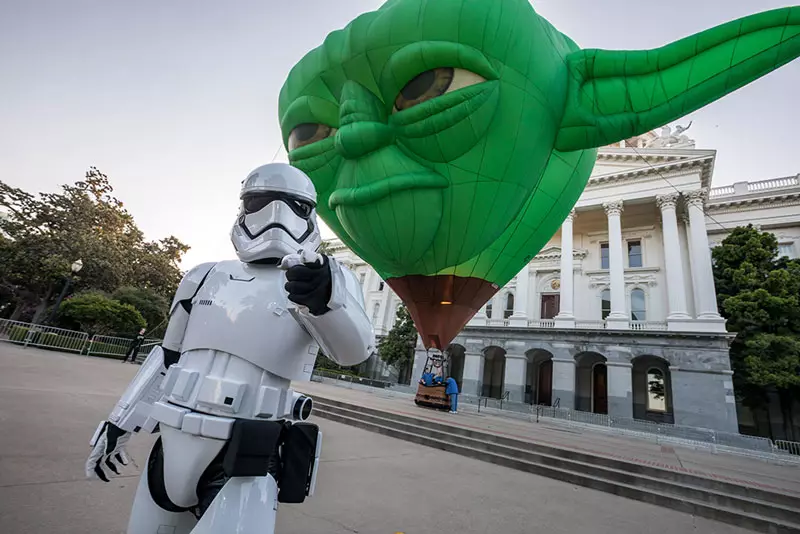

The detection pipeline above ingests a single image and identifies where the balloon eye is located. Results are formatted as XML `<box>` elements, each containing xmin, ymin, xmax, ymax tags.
<box><xmin>288</xmin><ymin>123</ymin><xmax>335</xmax><ymax>151</ymax></box>
<box><xmin>394</xmin><ymin>67</ymin><xmax>485</xmax><ymax>112</ymax></box>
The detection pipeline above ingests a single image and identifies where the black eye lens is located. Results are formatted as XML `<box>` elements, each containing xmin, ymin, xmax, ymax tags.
<box><xmin>294</xmin><ymin>200</ymin><xmax>312</xmax><ymax>217</ymax></box>
<box><xmin>243</xmin><ymin>195</ymin><xmax>272</xmax><ymax>214</ymax></box>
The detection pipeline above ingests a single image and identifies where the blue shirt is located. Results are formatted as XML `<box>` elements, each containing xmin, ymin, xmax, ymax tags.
<box><xmin>445</xmin><ymin>377</ymin><xmax>459</xmax><ymax>395</ymax></box>
<box><xmin>421</xmin><ymin>372</ymin><xmax>434</xmax><ymax>386</ymax></box>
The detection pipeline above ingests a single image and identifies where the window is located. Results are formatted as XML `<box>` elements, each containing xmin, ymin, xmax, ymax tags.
<box><xmin>485</xmin><ymin>303</ymin><xmax>493</xmax><ymax>318</ymax></box>
<box><xmin>600</xmin><ymin>243</ymin><xmax>609</xmax><ymax>269</ymax></box>
<box><xmin>378</xmin><ymin>280</ymin><xmax>385</xmax><ymax>291</ymax></box>
<box><xmin>778</xmin><ymin>242</ymin><xmax>796</xmax><ymax>259</ymax></box>
<box><xmin>601</xmin><ymin>289</ymin><xmax>611</xmax><ymax>320</ymax></box>
<box><xmin>371</xmin><ymin>303</ymin><xmax>380</xmax><ymax>323</ymax></box>
<box><xmin>631</xmin><ymin>288</ymin><xmax>646</xmax><ymax>321</ymax></box>
<box><xmin>646</xmin><ymin>368</ymin><xmax>667</xmax><ymax>412</ymax></box>
<box><xmin>504</xmin><ymin>293</ymin><xmax>515</xmax><ymax>319</ymax></box>
<box><xmin>359</xmin><ymin>272</ymin><xmax>366</xmax><ymax>286</ymax></box>
<box><xmin>627</xmin><ymin>240</ymin><xmax>642</xmax><ymax>268</ymax></box>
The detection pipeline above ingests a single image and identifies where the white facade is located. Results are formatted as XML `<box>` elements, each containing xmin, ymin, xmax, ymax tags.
<box><xmin>324</xmin><ymin>132</ymin><xmax>800</xmax><ymax>432</ymax></box>
<box><xmin>327</xmin><ymin>146</ymin><xmax>799</xmax><ymax>338</ymax></box>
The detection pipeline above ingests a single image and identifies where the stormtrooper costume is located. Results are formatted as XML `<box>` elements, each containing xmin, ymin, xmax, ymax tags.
<box><xmin>86</xmin><ymin>163</ymin><xmax>376</xmax><ymax>534</ymax></box>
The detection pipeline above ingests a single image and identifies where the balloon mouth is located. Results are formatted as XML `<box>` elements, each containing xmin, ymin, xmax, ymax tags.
<box><xmin>328</xmin><ymin>172</ymin><xmax>448</xmax><ymax>208</ymax></box>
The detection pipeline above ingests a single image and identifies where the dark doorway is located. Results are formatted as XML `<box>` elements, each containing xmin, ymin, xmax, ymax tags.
<box><xmin>593</xmin><ymin>363</ymin><xmax>608</xmax><ymax>414</ymax></box>
<box><xmin>537</xmin><ymin>359</ymin><xmax>553</xmax><ymax>406</ymax></box>
<box><xmin>540</xmin><ymin>294</ymin><xmax>560</xmax><ymax>319</ymax></box>
<box><xmin>481</xmin><ymin>347</ymin><xmax>506</xmax><ymax>399</ymax></box>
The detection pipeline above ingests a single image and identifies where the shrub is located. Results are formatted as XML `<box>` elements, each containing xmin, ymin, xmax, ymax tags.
<box><xmin>58</xmin><ymin>291</ymin><xmax>146</xmax><ymax>336</ymax></box>
<box><xmin>112</xmin><ymin>287</ymin><xmax>169</xmax><ymax>335</ymax></box>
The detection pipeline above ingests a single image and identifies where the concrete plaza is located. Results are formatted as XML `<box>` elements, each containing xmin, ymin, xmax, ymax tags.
<box><xmin>0</xmin><ymin>344</ymin><xmax>755</xmax><ymax>534</ymax></box>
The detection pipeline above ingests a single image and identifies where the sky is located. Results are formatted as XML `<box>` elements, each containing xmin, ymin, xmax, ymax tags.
<box><xmin>1</xmin><ymin>0</ymin><xmax>797</xmax><ymax>269</ymax></box>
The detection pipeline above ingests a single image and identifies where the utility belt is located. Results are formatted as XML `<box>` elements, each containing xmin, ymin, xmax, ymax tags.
<box><xmin>148</xmin><ymin>418</ymin><xmax>322</xmax><ymax>518</ymax></box>
<box><xmin>223</xmin><ymin>418</ymin><xmax>322</xmax><ymax>504</ymax></box>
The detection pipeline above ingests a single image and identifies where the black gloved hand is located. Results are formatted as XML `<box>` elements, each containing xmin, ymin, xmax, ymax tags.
<box><xmin>284</xmin><ymin>254</ymin><xmax>333</xmax><ymax>316</ymax></box>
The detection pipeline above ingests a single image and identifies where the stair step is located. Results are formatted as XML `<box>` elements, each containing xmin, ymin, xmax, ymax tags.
<box><xmin>311</xmin><ymin>396</ymin><xmax>800</xmax><ymax>511</ymax></box>
<box><xmin>310</xmin><ymin>402</ymin><xmax>800</xmax><ymax>534</ymax></box>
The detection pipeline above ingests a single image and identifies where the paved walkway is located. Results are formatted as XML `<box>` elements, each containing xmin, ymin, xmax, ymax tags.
<box><xmin>0</xmin><ymin>345</ymin><xmax>764</xmax><ymax>533</ymax></box>
<box><xmin>296</xmin><ymin>380</ymin><xmax>800</xmax><ymax>496</ymax></box>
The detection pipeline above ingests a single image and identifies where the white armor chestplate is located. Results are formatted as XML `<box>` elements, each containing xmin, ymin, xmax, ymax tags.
<box><xmin>162</xmin><ymin>260</ymin><xmax>318</xmax><ymax>420</ymax></box>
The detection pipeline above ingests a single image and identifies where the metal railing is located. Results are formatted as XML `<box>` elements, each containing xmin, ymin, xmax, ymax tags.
<box><xmin>311</xmin><ymin>368</ymin><xmax>393</xmax><ymax>389</ymax></box>
<box><xmin>0</xmin><ymin>318</ymin><xmax>88</xmax><ymax>353</ymax></box>
<box><xmin>775</xmin><ymin>440</ymin><xmax>800</xmax><ymax>456</ymax></box>
<box><xmin>0</xmin><ymin>319</ymin><xmax>162</xmax><ymax>358</ymax></box>
<box><xmin>86</xmin><ymin>334</ymin><xmax>138</xmax><ymax>357</ymax></box>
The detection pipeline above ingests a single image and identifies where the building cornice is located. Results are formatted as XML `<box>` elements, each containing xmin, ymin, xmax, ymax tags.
<box><xmin>707</xmin><ymin>193</ymin><xmax>800</xmax><ymax>212</ymax></box>
<box><xmin>589</xmin><ymin>151</ymin><xmax>716</xmax><ymax>190</ymax></box>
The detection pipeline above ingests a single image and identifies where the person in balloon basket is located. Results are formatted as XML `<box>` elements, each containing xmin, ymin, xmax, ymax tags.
<box><xmin>84</xmin><ymin>163</ymin><xmax>376</xmax><ymax>534</ymax></box>
<box><xmin>445</xmin><ymin>375</ymin><xmax>459</xmax><ymax>414</ymax></box>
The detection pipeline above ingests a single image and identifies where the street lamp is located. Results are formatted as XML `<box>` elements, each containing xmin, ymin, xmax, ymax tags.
<box><xmin>46</xmin><ymin>259</ymin><xmax>83</xmax><ymax>325</ymax></box>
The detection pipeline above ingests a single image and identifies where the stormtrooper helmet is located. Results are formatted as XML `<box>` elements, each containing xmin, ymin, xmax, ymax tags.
<box><xmin>231</xmin><ymin>163</ymin><xmax>322</xmax><ymax>263</ymax></box>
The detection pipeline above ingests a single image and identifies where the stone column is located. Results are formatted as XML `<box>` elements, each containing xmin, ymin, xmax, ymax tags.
<box><xmin>606</xmin><ymin>362</ymin><xmax>633</xmax><ymax>419</ymax></box>
<box><xmin>462</xmin><ymin>351</ymin><xmax>485</xmax><ymax>397</ymax></box>
<box><xmin>603</xmin><ymin>201</ymin><xmax>629</xmax><ymax>329</ymax></box>
<box><xmin>555</xmin><ymin>210</ymin><xmax>576</xmax><ymax>328</ymax></box>
<box><xmin>685</xmin><ymin>190</ymin><xmax>724</xmax><ymax>327</ymax></box>
<box><xmin>656</xmin><ymin>194</ymin><xmax>691</xmax><ymax>328</ymax></box>
<box><xmin>681</xmin><ymin>213</ymin><xmax>701</xmax><ymax>316</ymax></box>
<box><xmin>504</xmin><ymin>353</ymin><xmax>528</xmax><ymax>402</ymax></box>
<box><xmin>509</xmin><ymin>263</ymin><xmax>530</xmax><ymax>327</ymax></box>
<box><xmin>670</xmin><ymin>367</ymin><xmax>738</xmax><ymax>432</ymax></box>
<box><xmin>551</xmin><ymin>356</ymin><xmax>576</xmax><ymax>410</ymax></box>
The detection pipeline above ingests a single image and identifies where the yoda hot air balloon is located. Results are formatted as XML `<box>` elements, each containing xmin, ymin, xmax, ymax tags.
<box><xmin>279</xmin><ymin>0</ymin><xmax>800</xmax><ymax>350</ymax></box>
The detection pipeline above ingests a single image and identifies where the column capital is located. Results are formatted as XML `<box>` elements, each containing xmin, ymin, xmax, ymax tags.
<box><xmin>684</xmin><ymin>188</ymin><xmax>708</xmax><ymax>208</ymax></box>
<box><xmin>656</xmin><ymin>193</ymin><xmax>680</xmax><ymax>211</ymax></box>
<box><xmin>602</xmin><ymin>200</ymin><xmax>624</xmax><ymax>217</ymax></box>
<box><xmin>564</xmin><ymin>209</ymin><xmax>577</xmax><ymax>222</ymax></box>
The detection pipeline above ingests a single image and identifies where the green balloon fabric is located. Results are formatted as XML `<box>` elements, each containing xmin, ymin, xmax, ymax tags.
<box><xmin>279</xmin><ymin>0</ymin><xmax>800</xmax><ymax>348</ymax></box>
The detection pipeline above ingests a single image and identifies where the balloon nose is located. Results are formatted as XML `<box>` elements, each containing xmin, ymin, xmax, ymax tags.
<box><xmin>335</xmin><ymin>122</ymin><xmax>394</xmax><ymax>159</ymax></box>
<box><xmin>335</xmin><ymin>80</ymin><xmax>393</xmax><ymax>159</ymax></box>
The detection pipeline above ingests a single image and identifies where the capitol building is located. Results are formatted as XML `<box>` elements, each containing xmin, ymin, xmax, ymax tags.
<box><xmin>325</xmin><ymin>129</ymin><xmax>800</xmax><ymax>435</ymax></box>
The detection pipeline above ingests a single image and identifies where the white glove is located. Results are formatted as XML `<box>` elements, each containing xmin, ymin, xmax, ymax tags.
<box><xmin>86</xmin><ymin>421</ymin><xmax>132</xmax><ymax>482</ymax></box>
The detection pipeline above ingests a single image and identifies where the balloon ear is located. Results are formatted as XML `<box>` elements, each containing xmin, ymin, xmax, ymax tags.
<box><xmin>555</xmin><ymin>7</ymin><xmax>800</xmax><ymax>151</ymax></box>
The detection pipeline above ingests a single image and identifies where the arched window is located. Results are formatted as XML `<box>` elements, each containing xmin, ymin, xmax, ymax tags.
<box><xmin>601</xmin><ymin>289</ymin><xmax>611</xmax><ymax>320</ymax></box>
<box><xmin>631</xmin><ymin>288</ymin><xmax>646</xmax><ymax>321</ymax></box>
<box><xmin>485</xmin><ymin>303</ymin><xmax>493</xmax><ymax>318</ymax></box>
<box><xmin>646</xmin><ymin>368</ymin><xmax>666</xmax><ymax>412</ymax></box>
<box><xmin>504</xmin><ymin>293</ymin><xmax>515</xmax><ymax>319</ymax></box>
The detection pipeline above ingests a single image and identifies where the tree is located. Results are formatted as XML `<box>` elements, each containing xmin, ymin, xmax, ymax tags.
<box><xmin>378</xmin><ymin>305</ymin><xmax>418</xmax><ymax>382</ymax></box>
<box><xmin>0</xmin><ymin>168</ymin><xmax>189</xmax><ymax>321</ymax></box>
<box><xmin>58</xmin><ymin>291</ymin><xmax>146</xmax><ymax>336</ymax></box>
<box><xmin>112</xmin><ymin>286</ymin><xmax>170</xmax><ymax>337</ymax></box>
<box><xmin>712</xmin><ymin>225</ymin><xmax>800</xmax><ymax>439</ymax></box>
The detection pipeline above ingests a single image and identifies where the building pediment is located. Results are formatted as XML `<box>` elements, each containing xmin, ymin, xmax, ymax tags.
<box><xmin>590</xmin><ymin>150</ymin><xmax>716</xmax><ymax>191</ymax></box>
<box><xmin>531</xmin><ymin>246</ymin><xmax>589</xmax><ymax>263</ymax></box>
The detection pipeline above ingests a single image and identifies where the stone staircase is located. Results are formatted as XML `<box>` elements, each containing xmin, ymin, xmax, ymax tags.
<box><xmin>311</xmin><ymin>396</ymin><xmax>800</xmax><ymax>534</ymax></box>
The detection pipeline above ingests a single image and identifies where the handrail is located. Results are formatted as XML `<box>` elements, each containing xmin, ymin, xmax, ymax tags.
<box><xmin>552</xmin><ymin>397</ymin><xmax>560</xmax><ymax>409</ymax></box>
<box><xmin>500</xmin><ymin>390</ymin><xmax>510</xmax><ymax>411</ymax></box>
